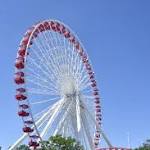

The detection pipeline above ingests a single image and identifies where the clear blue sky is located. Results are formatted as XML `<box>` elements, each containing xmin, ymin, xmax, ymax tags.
<box><xmin>0</xmin><ymin>0</ymin><xmax>150</xmax><ymax>149</ymax></box>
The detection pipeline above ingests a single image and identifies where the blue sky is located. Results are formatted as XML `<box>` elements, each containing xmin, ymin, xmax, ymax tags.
<box><xmin>0</xmin><ymin>0</ymin><xmax>150</xmax><ymax>149</ymax></box>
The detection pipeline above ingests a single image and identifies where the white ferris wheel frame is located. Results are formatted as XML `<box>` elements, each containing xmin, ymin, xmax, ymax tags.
<box><xmin>11</xmin><ymin>19</ymin><xmax>103</xmax><ymax>150</ymax></box>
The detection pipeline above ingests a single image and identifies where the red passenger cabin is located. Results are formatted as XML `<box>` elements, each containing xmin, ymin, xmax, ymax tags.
<box><xmin>29</xmin><ymin>140</ymin><xmax>39</xmax><ymax>148</ymax></box>
<box><xmin>18</xmin><ymin>110</ymin><xmax>29</xmax><ymax>117</ymax></box>
<box><xmin>15</xmin><ymin>57</ymin><xmax>24</xmax><ymax>69</ymax></box>
<box><xmin>23</xmin><ymin>127</ymin><xmax>33</xmax><ymax>133</ymax></box>
<box><xmin>16</xmin><ymin>94</ymin><xmax>27</xmax><ymax>100</ymax></box>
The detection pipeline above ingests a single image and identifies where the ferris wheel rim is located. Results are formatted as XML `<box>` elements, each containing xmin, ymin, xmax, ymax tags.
<box><xmin>14</xmin><ymin>19</ymin><xmax>102</xmax><ymax>149</ymax></box>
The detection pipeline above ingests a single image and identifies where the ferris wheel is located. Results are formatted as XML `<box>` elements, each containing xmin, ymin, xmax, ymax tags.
<box><xmin>12</xmin><ymin>20</ymin><xmax>102</xmax><ymax>150</ymax></box>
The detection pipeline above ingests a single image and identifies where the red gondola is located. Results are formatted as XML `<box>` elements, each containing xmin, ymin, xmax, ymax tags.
<box><xmin>93</xmin><ymin>88</ymin><xmax>98</xmax><ymax>91</ymax></box>
<box><xmin>86</xmin><ymin>63</ymin><xmax>91</xmax><ymax>70</ymax></box>
<box><xmin>15</xmin><ymin>57</ymin><xmax>24</xmax><ymax>69</ymax></box>
<box><xmin>78</xmin><ymin>48</ymin><xmax>83</xmax><ymax>56</ymax></box>
<box><xmin>90</xmin><ymin>75</ymin><xmax>94</xmax><ymax>80</ymax></box>
<box><xmin>82</xmin><ymin>53</ymin><xmax>88</xmax><ymax>63</ymax></box>
<box><xmin>33</xmin><ymin>31</ymin><xmax>38</xmax><ymax>38</ymax></box>
<box><xmin>16</xmin><ymin>88</ymin><xmax>26</xmax><ymax>92</ymax></box>
<box><xmin>93</xmin><ymin>91</ymin><xmax>99</xmax><ymax>96</ymax></box>
<box><xmin>18</xmin><ymin>110</ymin><xmax>29</xmax><ymax>117</ymax></box>
<box><xmin>96</xmin><ymin>117</ymin><xmax>102</xmax><ymax>122</ymax></box>
<box><xmin>16</xmin><ymin>94</ymin><xmax>27</xmax><ymax>100</ymax></box>
<box><xmin>24</xmin><ymin>120</ymin><xmax>34</xmax><ymax>124</ymax></box>
<box><xmin>61</xmin><ymin>25</ymin><xmax>66</xmax><ymax>34</ymax></box>
<box><xmin>26</xmin><ymin>27</ymin><xmax>34</xmax><ymax>36</ymax></box>
<box><xmin>55</xmin><ymin>22</ymin><xmax>61</xmax><ymax>33</ymax></box>
<box><xmin>23</xmin><ymin>127</ymin><xmax>33</xmax><ymax>133</ymax></box>
<box><xmin>38</xmin><ymin>24</ymin><xmax>45</xmax><ymax>32</ymax></box>
<box><xmin>22</xmin><ymin>36</ymin><xmax>29</xmax><ymax>45</ymax></box>
<box><xmin>15</xmin><ymin>72</ymin><xmax>24</xmax><ymax>77</ymax></box>
<box><xmin>91</xmin><ymin>82</ymin><xmax>96</xmax><ymax>87</ymax></box>
<box><xmin>88</xmin><ymin>71</ymin><xmax>94</xmax><ymax>76</ymax></box>
<box><xmin>96</xmin><ymin>105</ymin><xmax>100</xmax><ymax>109</ymax></box>
<box><xmin>14</xmin><ymin>76</ymin><xmax>25</xmax><ymax>84</ymax></box>
<box><xmin>51</xmin><ymin>21</ymin><xmax>57</xmax><ymax>31</ymax></box>
<box><xmin>96</xmin><ymin>109</ymin><xmax>101</xmax><ymax>113</ymax></box>
<box><xmin>96</xmin><ymin>112</ymin><xmax>101</xmax><ymax>116</ymax></box>
<box><xmin>29</xmin><ymin>140</ymin><xmax>39</xmax><ymax>147</ymax></box>
<box><xmin>29</xmin><ymin>135</ymin><xmax>39</xmax><ymax>139</ymax></box>
<box><xmin>19</xmin><ymin>104</ymin><xmax>29</xmax><ymax>109</ymax></box>
<box><xmin>95</xmin><ymin>133</ymin><xmax>100</xmax><ymax>138</ymax></box>
<box><xmin>18</xmin><ymin>48</ymin><xmax>26</xmax><ymax>57</ymax></box>
<box><xmin>95</xmin><ymin>100</ymin><xmax>100</xmax><ymax>104</ymax></box>
<box><xmin>64</xmin><ymin>31</ymin><xmax>70</xmax><ymax>38</ymax></box>
<box><xmin>44</xmin><ymin>22</ymin><xmax>50</xmax><ymax>30</ymax></box>
<box><xmin>69</xmin><ymin>36</ymin><xmax>76</xmax><ymax>43</ymax></box>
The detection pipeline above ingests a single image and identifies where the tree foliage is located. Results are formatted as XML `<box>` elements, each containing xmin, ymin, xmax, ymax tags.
<box><xmin>16</xmin><ymin>144</ymin><xmax>30</xmax><ymax>150</ymax></box>
<box><xmin>40</xmin><ymin>135</ymin><xmax>84</xmax><ymax>150</ymax></box>
<box><xmin>17</xmin><ymin>135</ymin><xmax>84</xmax><ymax>150</ymax></box>
<box><xmin>135</xmin><ymin>139</ymin><xmax>150</xmax><ymax>150</ymax></box>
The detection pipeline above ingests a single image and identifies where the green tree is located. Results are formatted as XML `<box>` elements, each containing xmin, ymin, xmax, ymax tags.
<box><xmin>17</xmin><ymin>135</ymin><xmax>84</xmax><ymax>150</ymax></box>
<box><xmin>135</xmin><ymin>139</ymin><xmax>150</xmax><ymax>150</ymax></box>
<box><xmin>40</xmin><ymin>135</ymin><xmax>84</xmax><ymax>150</ymax></box>
<box><xmin>16</xmin><ymin>144</ymin><xmax>30</xmax><ymax>150</ymax></box>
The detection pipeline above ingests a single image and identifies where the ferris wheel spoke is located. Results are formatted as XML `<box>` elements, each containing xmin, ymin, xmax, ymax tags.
<box><xmin>63</xmin><ymin>51</ymin><xmax>73</xmax><ymax>75</ymax></box>
<box><xmin>34</xmin><ymin>108</ymin><xmax>52</xmax><ymax>127</ymax></box>
<box><xmin>53</xmin><ymin>31</ymin><xmax>75</xmax><ymax>76</ymax></box>
<box><xmin>33</xmin><ymin>35</ymin><xmax>55</xmax><ymax>68</ymax></box>
<box><xmin>30</xmin><ymin>46</ymin><xmax>53</xmax><ymax>76</ymax></box>
<box><xmin>72</xmin><ymin>52</ymin><xmax>80</xmax><ymax>76</ymax></box>
<box><xmin>83</xmin><ymin>95</ymin><xmax>95</xmax><ymax>100</ymax></box>
<box><xmin>78</xmin><ymin>115</ymin><xmax>88</xmax><ymax>148</ymax></box>
<box><xmin>70</xmin><ymin>114</ymin><xmax>79</xmax><ymax>139</ymax></box>
<box><xmin>53</xmin><ymin>98</ymin><xmax>74</xmax><ymax>135</ymax></box>
<box><xmin>26</xmin><ymin>69</ymin><xmax>55</xmax><ymax>87</ymax></box>
<box><xmin>74</xmin><ymin>52</ymin><xmax>85</xmax><ymax>78</ymax></box>
<box><xmin>81</xmin><ymin>79</ymin><xmax>91</xmax><ymax>88</ymax></box>
<box><xmin>37</xmin><ymin>110</ymin><xmax>57</xmax><ymax>130</ymax></box>
<box><xmin>33</xmin><ymin>105</ymin><xmax>52</xmax><ymax>121</ymax></box>
<box><xmin>26</xmin><ymin>67</ymin><xmax>49</xmax><ymax>83</ymax></box>
<box><xmin>80</xmin><ymin>82</ymin><xmax>91</xmax><ymax>91</ymax></box>
<box><xmin>38</xmin><ymin>33</ymin><xmax>62</xmax><ymax>77</ymax></box>
<box><xmin>81</xmin><ymin>112</ymin><xmax>95</xmax><ymax>149</ymax></box>
<box><xmin>76</xmin><ymin>96</ymin><xmax>81</xmax><ymax>132</ymax></box>
<box><xmin>26</xmin><ymin>78</ymin><xmax>58</xmax><ymax>94</ymax></box>
<box><xmin>31</xmin><ymin>97</ymin><xmax>60</xmax><ymax>105</ymax></box>
<box><xmin>84</xmin><ymin>104</ymin><xmax>101</xmax><ymax>131</ymax></box>
<box><xmin>67</xmin><ymin>45</ymin><xmax>75</xmax><ymax>75</ymax></box>
<box><xmin>36</xmin><ymin>98</ymin><xmax>63</xmax><ymax>116</ymax></box>
<box><xmin>40</xmin><ymin>98</ymin><xmax>66</xmax><ymax>138</ymax></box>
<box><xmin>61</xmin><ymin>40</ymin><xmax>71</xmax><ymax>69</ymax></box>
<box><xmin>34</xmin><ymin>98</ymin><xmax>65</xmax><ymax>130</ymax></box>
<box><xmin>30</xmin><ymin>41</ymin><xmax>62</xmax><ymax>83</ymax></box>
<box><xmin>28</xmin><ymin>88</ymin><xmax>58</xmax><ymax>96</ymax></box>
<box><xmin>26</xmin><ymin>79</ymin><xmax>56</xmax><ymax>92</ymax></box>
<box><xmin>79</xmin><ymin>74</ymin><xmax>90</xmax><ymax>87</ymax></box>
<box><xmin>27</xmin><ymin>55</ymin><xmax>59</xmax><ymax>87</ymax></box>
<box><xmin>27</xmin><ymin>53</ymin><xmax>59</xmax><ymax>84</ymax></box>
<box><xmin>26</xmin><ymin>77</ymin><xmax>58</xmax><ymax>92</ymax></box>
<box><xmin>50</xmin><ymin>32</ymin><xmax>67</xmax><ymax>68</ymax></box>
<box><xmin>44</xmin><ymin>31</ymin><xmax>63</xmax><ymax>73</ymax></box>
<box><xmin>83</xmin><ymin>86</ymin><xmax>92</xmax><ymax>91</ymax></box>
<box><xmin>27</xmin><ymin>86</ymin><xmax>57</xmax><ymax>95</ymax></box>
<box><xmin>26</xmin><ymin>72</ymin><xmax>58</xmax><ymax>92</ymax></box>
<box><xmin>37</xmin><ymin>117</ymin><xmax>50</xmax><ymax>131</ymax></box>
<box><xmin>26</xmin><ymin>57</ymin><xmax>55</xmax><ymax>82</ymax></box>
